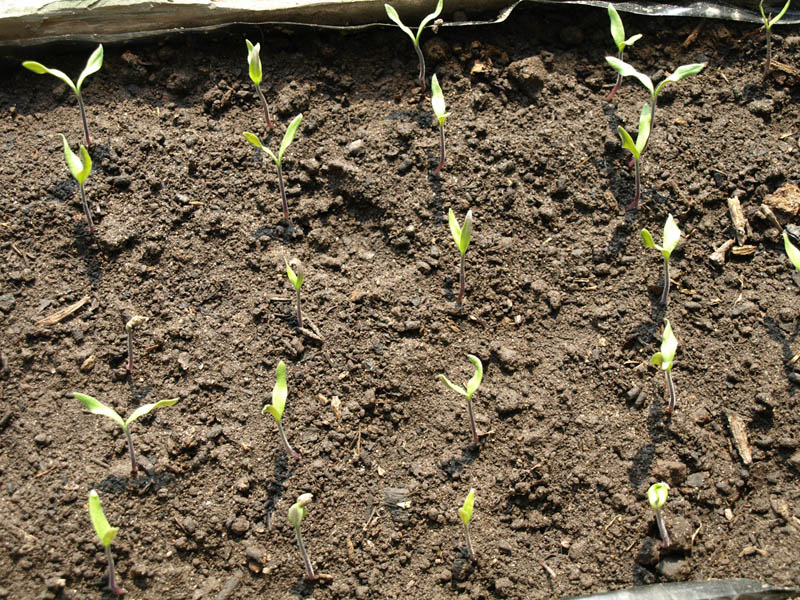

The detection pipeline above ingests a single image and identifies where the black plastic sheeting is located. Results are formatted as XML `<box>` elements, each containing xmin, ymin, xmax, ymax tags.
<box><xmin>564</xmin><ymin>579</ymin><xmax>799</xmax><ymax>600</ymax></box>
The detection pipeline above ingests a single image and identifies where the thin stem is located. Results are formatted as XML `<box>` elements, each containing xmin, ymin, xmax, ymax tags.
<box><xmin>255</xmin><ymin>84</ymin><xmax>275</xmax><ymax>129</ymax></box>
<box><xmin>295</xmin><ymin>527</ymin><xmax>317</xmax><ymax>580</ymax></box>
<box><xmin>433</xmin><ymin>122</ymin><xmax>446</xmax><ymax>176</ymax></box>
<box><xmin>660</xmin><ymin>258</ymin><xmax>671</xmax><ymax>305</ymax></box>
<box><xmin>628</xmin><ymin>158</ymin><xmax>641</xmax><ymax>210</ymax></box>
<box><xmin>276</xmin><ymin>162</ymin><xmax>290</xmax><ymax>222</ymax></box>
<box><xmin>415</xmin><ymin>42</ymin><xmax>426</xmax><ymax>92</ymax></box>
<box><xmin>463</xmin><ymin>522</ymin><xmax>476</xmax><ymax>561</ymax></box>
<box><xmin>606</xmin><ymin>50</ymin><xmax>624</xmax><ymax>100</ymax></box>
<box><xmin>79</xmin><ymin>184</ymin><xmax>95</xmax><ymax>234</ymax></box>
<box><xmin>466</xmin><ymin>396</ymin><xmax>479</xmax><ymax>444</ymax></box>
<box><xmin>124</xmin><ymin>428</ymin><xmax>138</xmax><ymax>476</ymax></box>
<box><xmin>665</xmin><ymin>369</ymin><xmax>677</xmax><ymax>414</ymax></box>
<box><xmin>765</xmin><ymin>27</ymin><xmax>773</xmax><ymax>78</ymax></box>
<box><xmin>77</xmin><ymin>92</ymin><xmax>91</xmax><ymax>147</ymax></box>
<box><xmin>655</xmin><ymin>510</ymin><xmax>671</xmax><ymax>548</ymax></box>
<box><xmin>457</xmin><ymin>253</ymin><xmax>466</xmax><ymax>305</ymax></box>
<box><xmin>277</xmin><ymin>420</ymin><xmax>301</xmax><ymax>460</ymax></box>
<box><xmin>295</xmin><ymin>289</ymin><xmax>303</xmax><ymax>328</ymax></box>
<box><xmin>105</xmin><ymin>546</ymin><xmax>126</xmax><ymax>595</ymax></box>
<box><xmin>629</xmin><ymin>97</ymin><xmax>657</xmax><ymax>169</ymax></box>
<box><xmin>126</xmin><ymin>328</ymin><xmax>133</xmax><ymax>373</ymax></box>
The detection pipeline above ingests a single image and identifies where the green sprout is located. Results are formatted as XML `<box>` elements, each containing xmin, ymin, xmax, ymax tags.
<box><xmin>784</xmin><ymin>231</ymin><xmax>800</xmax><ymax>272</ymax></box>
<box><xmin>647</xmin><ymin>482</ymin><xmax>671</xmax><ymax>548</ymax></box>
<box><xmin>125</xmin><ymin>315</ymin><xmax>148</xmax><ymax>374</ymax></box>
<box><xmin>288</xmin><ymin>493</ymin><xmax>317</xmax><ymax>580</ymax></box>
<box><xmin>384</xmin><ymin>0</ymin><xmax>444</xmax><ymax>93</ymax></box>
<box><xmin>245</xmin><ymin>39</ymin><xmax>274</xmax><ymax>130</ymax></box>
<box><xmin>88</xmin><ymin>490</ymin><xmax>126</xmax><ymax>595</ymax></box>
<box><xmin>641</xmin><ymin>214</ymin><xmax>681</xmax><ymax>305</ymax></box>
<box><xmin>262</xmin><ymin>361</ymin><xmax>301</xmax><ymax>460</ymax></box>
<box><xmin>73</xmin><ymin>393</ymin><xmax>179</xmax><ymax>476</ymax></box>
<box><xmin>431</xmin><ymin>74</ymin><xmax>451</xmax><ymax>176</ymax></box>
<box><xmin>458</xmin><ymin>488</ymin><xmax>476</xmax><ymax>561</ymax></box>
<box><xmin>448</xmin><ymin>208</ymin><xmax>473</xmax><ymax>305</ymax></box>
<box><xmin>617</xmin><ymin>102</ymin><xmax>651</xmax><ymax>210</ymax></box>
<box><xmin>23</xmin><ymin>45</ymin><xmax>103</xmax><ymax>147</ymax></box>
<box><xmin>651</xmin><ymin>319</ymin><xmax>678</xmax><ymax>414</ymax></box>
<box><xmin>605</xmin><ymin>57</ymin><xmax>704</xmax><ymax>158</ymax></box>
<box><xmin>760</xmin><ymin>0</ymin><xmax>791</xmax><ymax>78</ymax></box>
<box><xmin>244</xmin><ymin>113</ymin><xmax>303</xmax><ymax>222</ymax></box>
<box><xmin>59</xmin><ymin>134</ymin><xmax>94</xmax><ymax>234</ymax></box>
<box><xmin>439</xmin><ymin>354</ymin><xmax>483</xmax><ymax>444</ymax></box>
<box><xmin>606</xmin><ymin>4</ymin><xmax>642</xmax><ymax>100</ymax></box>
<box><xmin>286</xmin><ymin>258</ymin><xmax>305</xmax><ymax>328</ymax></box>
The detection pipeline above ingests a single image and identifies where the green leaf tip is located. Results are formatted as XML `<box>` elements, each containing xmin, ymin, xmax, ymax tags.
<box><xmin>647</xmin><ymin>482</ymin><xmax>669</xmax><ymax>510</ymax></box>
<box><xmin>246</xmin><ymin>39</ymin><xmax>262</xmax><ymax>85</ymax></box>
<box><xmin>279</xmin><ymin>114</ymin><xmax>303</xmax><ymax>162</ymax></box>
<box><xmin>288</xmin><ymin>493</ymin><xmax>313</xmax><ymax>528</ymax></box>
<box><xmin>458</xmin><ymin>488</ymin><xmax>475</xmax><ymax>526</ymax></box>
<box><xmin>784</xmin><ymin>231</ymin><xmax>800</xmax><ymax>271</ymax></box>
<box><xmin>440</xmin><ymin>354</ymin><xmax>483</xmax><ymax>400</ymax></box>
<box><xmin>431</xmin><ymin>74</ymin><xmax>450</xmax><ymax>124</ymax></box>
<box><xmin>448</xmin><ymin>208</ymin><xmax>473</xmax><ymax>256</ymax></box>
<box><xmin>88</xmin><ymin>489</ymin><xmax>119</xmax><ymax>548</ymax></box>
<box><xmin>60</xmin><ymin>134</ymin><xmax>91</xmax><ymax>184</ymax></box>
<box><xmin>76</xmin><ymin>44</ymin><xmax>104</xmax><ymax>91</ymax></box>
<box><xmin>124</xmin><ymin>398</ymin><xmax>179</xmax><ymax>428</ymax></box>
<box><xmin>286</xmin><ymin>258</ymin><xmax>305</xmax><ymax>291</ymax></box>
<box><xmin>264</xmin><ymin>360</ymin><xmax>288</xmax><ymax>423</ymax></box>
<box><xmin>74</xmin><ymin>392</ymin><xmax>125</xmax><ymax>430</ymax></box>
<box><xmin>651</xmin><ymin>319</ymin><xmax>678</xmax><ymax>371</ymax></box>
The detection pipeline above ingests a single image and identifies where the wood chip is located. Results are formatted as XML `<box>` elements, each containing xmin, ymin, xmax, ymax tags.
<box><xmin>34</xmin><ymin>295</ymin><xmax>89</xmax><ymax>327</ymax></box>
<box><xmin>759</xmin><ymin>203</ymin><xmax>783</xmax><ymax>230</ymax></box>
<box><xmin>739</xmin><ymin>545</ymin><xmax>767</xmax><ymax>557</ymax></box>
<box><xmin>731</xmin><ymin>245</ymin><xmax>757</xmax><ymax>256</ymax></box>
<box><xmin>764</xmin><ymin>183</ymin><xmax>800</xmax><ymax>215</ymax></box>
<box><xmin>771</xmin><ymin>60</ymin><xmax>800</xmax><ymax>78</ymax></box>
<box><xmin>727</xmin><ymin>195</ymin><xmax>749</xmax><ymax>245</ymax></box>
<box><xmin>725</xmin><ymin>411</ymin><xmax>752</xmax><ymax>465</ymax></box>
<box><xmin>79</xmin><ymin>354</ymin><xmax>95</xmax><ymax>372</ymax></box>
<box><xmin>710</xmin><ymin>239</ymin><xmax>735</xmax><ymax>266</ymax></box>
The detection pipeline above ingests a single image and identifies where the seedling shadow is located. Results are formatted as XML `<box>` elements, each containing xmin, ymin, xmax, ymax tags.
<box><xmin>439</xmin><ymin>443</ymin><xmax>480</xmax><ymax>479</ymax></box>
<box><xmin>762</xmin><ymin>314</ymin><xmax>800</xmax><ymax>399</ymax></box>
<box><xmin>72</xmin><ymin>220</ymin><xmax>102</xmax><ymax>289</ymax></box>
<box><xmin>290</xmin><ymin>577</ymin><xmax>319</xmax><ymax>598</ymax></box>
<box><xmin>628</xmin><ymin>390</ymin><xmax>667</xmax><ymax>490</ymax></box>
<box><xmin>263</xmin><ymin>451</ymin><xmax>293</xmax><ymax>528</ymax></box>
<box><xmin>448</xmin><ymin>550</ymin><xmax>476</xmax><ymax>583</ymax></box>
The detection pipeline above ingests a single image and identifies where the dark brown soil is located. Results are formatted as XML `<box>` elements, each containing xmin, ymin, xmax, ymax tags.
<box><xmin>2</xmin><ymin>5</ymin><xmax>800</xmax><ymax>599</ymax></box>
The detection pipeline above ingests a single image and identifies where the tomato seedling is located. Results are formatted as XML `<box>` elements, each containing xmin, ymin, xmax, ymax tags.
<box><xmin>617</xmin><ymin>102</ymin><xmax>651</xmax><ymax>210</ymax></box>
<box><xmin>647</xmin><ymin>482</ymin><xmax>671</xmax><ymax>547</ymax></box>
<box><xmin>244</xmin><ymin>113</ymin><xmax>303</xmax><ymax>222</ymax></box>
<box><xmin>285</xmin><ymin>258</ymin><xmax>305</xmax><ymax>328</ymax></box>
<box><xmin>262</xmin><ymin>360</ymin><xmax>301</xmax><ymax>460</ymax></box>
<box><xmin>642</xmin><ymin>214</ymin><xmax>681</xmax><ymax>305</ymax></box>
<box><xmin>384</xmin><ymin>0</ymin><xmax>443</xmax><ymax>93</ymax></box>
<box><xmin>59</xmin><ymin>134</ymin><xmax>95</xmax><ymax>234</ymax></box>
<box><xmin>651</xmin><ymin>319</ymin><xmax>679</xmax><ymax>414</ymax></box>
<box><xmin>439</xmin><ymin>354</ymin><xmax>483</xmax><ymax>444</ymax></box>
<box><xmin>245</xmin><ymin>39</ymin><xmax>274</xmax><ymax>129</ymax></box>
<box><xmin>760</xmin><ymin>0</ymin><xmax>792</xmax><ymax>78</ymax></box>
<box><xmin>73</xmin><ymin>393</ymin><xmax>179</xmax><ymax>475</ymax></box>
<box><xmin>606</xmin><ymin>4</ymin><xmax>642</xmax><ymax>100</ymax></box>
<box><xmin>431</xmin><ymin>74</ymin><xmax>451</xmax><ymax>176</ymax></box>
<box><xmin>458</xmin><ymin>488</ymin><xmax>476</xmax><ymax>561</ymax></box>
<box><xmin>784</xmin><ymin>230</ymin><xmax>800</xmax><ymax>272</ymax></box>
<box><xmin>447</xmin><ymin>208</ymin><xmax>473</xmax><ymax>305</ymax></box>
<box><xmin>24</xmin><ymin>45</ymin><xmax>103</xmax><ymax>147</ymax></box>
<box><xmin>288</xmin><ymin>493</ymin><xmax>317</xmax><ymax>580</ymax></box>
<box><xmin>88</xmin><ymin>489</ymin><xmax>126</xmax><ymax>595</ymax></box>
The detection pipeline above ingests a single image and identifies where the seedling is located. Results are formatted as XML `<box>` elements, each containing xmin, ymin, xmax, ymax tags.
<box><xmin>23</xmin><ymin>45</ymin><xmax>103</xmax><ymax>147</ymax></box>
<box><xmin>288</xmin><ymin>493</ymin><xmax>317</xmax><ymax>580</ymax></box>
<box><xmin>448</xmin><ymin>208</ymin><xmax>473</xmax><ymax>305</ymax></box>
<box><xmin>617</xmin><ymin>102</ymin><xmax>651</xmax><ymax>210</ymax></box>
<box><xmin>431</xmin><ymin>74</ymin><xmax>451</xmax><ymax>176</ymax></box>
<box><xmin>286</xmin><ymin>258</ymin><xmax>305</xmax><ymax>328</ymax></box>
<box><xmin>245</xmin><ymin>39</ymin><xmax>274</xmax><ymax>130</ymax></box>
<box><xmin>262</xmin><ymin>360</ymin><xmax>301</xmax><ymax>460</ymax></box>
<box><xmin>641</xmin><ymin>214</ymin><xmax>681</xmax><ymax>305</ymax></box>
<box><xmin>458</xmin><ymin>488</ymin><xmax>476</xmax><ymax>561</ymax></box>
<box><xmin>647</xmin><ymin>482</ymin><xmax>671</xmax><ymax>547</ymax></box>
<box><xmin>439</xmin><ymin>354</ymin><xmax>483</xmax><ymax>444</ymax></box>
<box><xmin>59</xmin><ymin>134</ymin><xmax>94</xmax><ymax>234</ymax></box>
<box><xmin>784</xmin><ymin>230</ymin><xmax>800</xmax><ymax>271</ymax></box>
<box><xmin>605</xmin><ymin>57</ymin><xmax>704</xmax><ymax>136</ymax></box>
<box><xmin>125</xmin><ymin>315</ymin><xmax>148</xmax><ymax>374</ymax></box>
<box><xmin>760</xmin><ymin>0</ymin><xmax>792</xmax><ymax>78</ymax></box>
<box><xmin>651</xmin><ymin>319</ymin><xmax>678</xmax><ymax>414</ymax></box>
<box><xmin>606</xmin><ymin>4</ymin><xmax>642</xmax><ymax>100</ymax></box>
<box><xmin>73</xmin><ymin>393</ymin><xmax>179</xmax><ymax>475</ymax></box>
<box><xmin>244</xmin><ymin>113</ymin><xmax>303</xmax><ymax>222</ymax></box>
<box><xmin>88</xmin><ymin>490</ymin><xmax>126</xmax><ymax>595</ymax></box>
<box><xmin>384</xmin><ymin>0</ymin><xmax>443</xmax><ymax>93</ymax></box>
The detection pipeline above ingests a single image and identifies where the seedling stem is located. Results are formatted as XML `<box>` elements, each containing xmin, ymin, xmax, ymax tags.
<box><xmin>647</xmin><ymin>482</ymin><xmax>671</xmax><ymax>547</ymax></box>
<box><xmin>431</xmin><ymin>74</ymin><xmax>450</xmax><ymax>176</ymax></box>
<box><xmin>288</xmin><ymin>494</ymin><xmax>317</xmax><ymax>580</ymax></box>
<box><xmin>458</xmin><ymin>489</ymin><xmax>476</xmax><ymax>560</ymax></box>
<box><xmin>459</xmin><ymin>253</ymin><xmax>466</xmax><ymax>307</ymax></box>
<box><xmin>263</xmin><ymin>361</ymin><xmax>301</xmax><ymax>460</ymax></box>
<box><xmin>440</xmin><ymin>355</ymin><xmax>483</xmax><ymax>444</ymax></box>
<box><xmin>760</xmin><ymin>0</ymin><xmax>792</xmax><ymax>78</ymax></box>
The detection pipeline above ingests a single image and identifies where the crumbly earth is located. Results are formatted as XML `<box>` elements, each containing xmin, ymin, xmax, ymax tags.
<box><xmin>1</xmin><ymin>5</ymin><xmax>800</xmax><ymax>600</ymax></box>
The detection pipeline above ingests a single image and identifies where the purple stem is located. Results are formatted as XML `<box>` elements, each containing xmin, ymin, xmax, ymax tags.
<box><xmin>77</xmin><ymin>92</ymin><xmax>91</xmax><ymax>147</ymax></box>
<box><xmin>79</xmin><ymin>184</ymin><xmax>95</xmax><ymax>234</ymax></box>
<box><xmin>660</xmin><ymin>258</ymin><xmax>671</xmax><ymax>305</ymax></box>
<box><xmin>655</xmin><ymin>510</ymin><xmax>671</xmax><ymax>548</ymax></box>
<box><xmin>627</xmin><ymin>158</ymin><xmax>641</xmax><ymax>210</ymax></box>
<box><xmin>665</xmin><ymin>369</ymin><xmax>677</xmax><ymax>414</ymax></box>
<box><xmin>124</xmin><ymin>428</ymin><xmax>138</xmax><ymax>476</ymax></box>
<box><xmin>433</xmin><ymin>122</ymin><xmax>446</xmax><ymax>176</ymax></box>
<box><xmin>463</xmin><ymin>522</ymin><xmax>476</xmax><ymax>561</ymax></box>
<box><xmin>295</xmin><ymin>289</ymin><xmax>303</xmax><ymax>328</ymax></box>
<box><xmin>255</xmin><ymin>85</ymin><xmax>275</xmax><ymax>130</ymax></box>
<box><xmin>606</xmin><ymin>50</ymin><xmax>624</xmax><ymax>100</ymax></box>
<box><xmin>276</xmin><ymin>163</ymin><xmax>290</xmax><ymax>222</ymax></box>
<box><xmin>105</xmin><ymin>546</ymin><xmax>127</xmax><ymax>595</ymax></box>
<box><xmin>278</xmin><ymin>421</ymin><xmax>301</xmax><ymax>460</ymax></box>
<box><xmin>466</xmin><ymin>396</ymin><xmax>478</xmax><ymax>444</ymax></box>
<box><xmin>765</xmin><ymin>27</ymin><xmax>773</xmax><ymax>78</ymax></box>
<box><xmin>457</xmin><ymin>254</ymin><xmax>466</xmax><ymax>305</ymax></box>
<box><xmin>295</xmin><ymin>527</ymin><xmax>317</xmax><ymax>580</ymax></box>
<box><xmin>415</xmin><ymin>43</ymin><xmax>426</xmax><ymax>92</ymax></box>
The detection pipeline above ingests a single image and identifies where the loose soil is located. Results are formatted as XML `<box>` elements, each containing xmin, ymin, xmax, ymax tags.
<box><xmin>2</xmin><ymin>5</ymin><xmax>800</xmax><ymax>599</ymax></box>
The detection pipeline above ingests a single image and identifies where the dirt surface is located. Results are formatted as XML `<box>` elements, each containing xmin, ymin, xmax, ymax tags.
<box><xmin>1</xmin><ymin>5</ymin><xmax>800</xmax><ymax>599</ymax></box>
